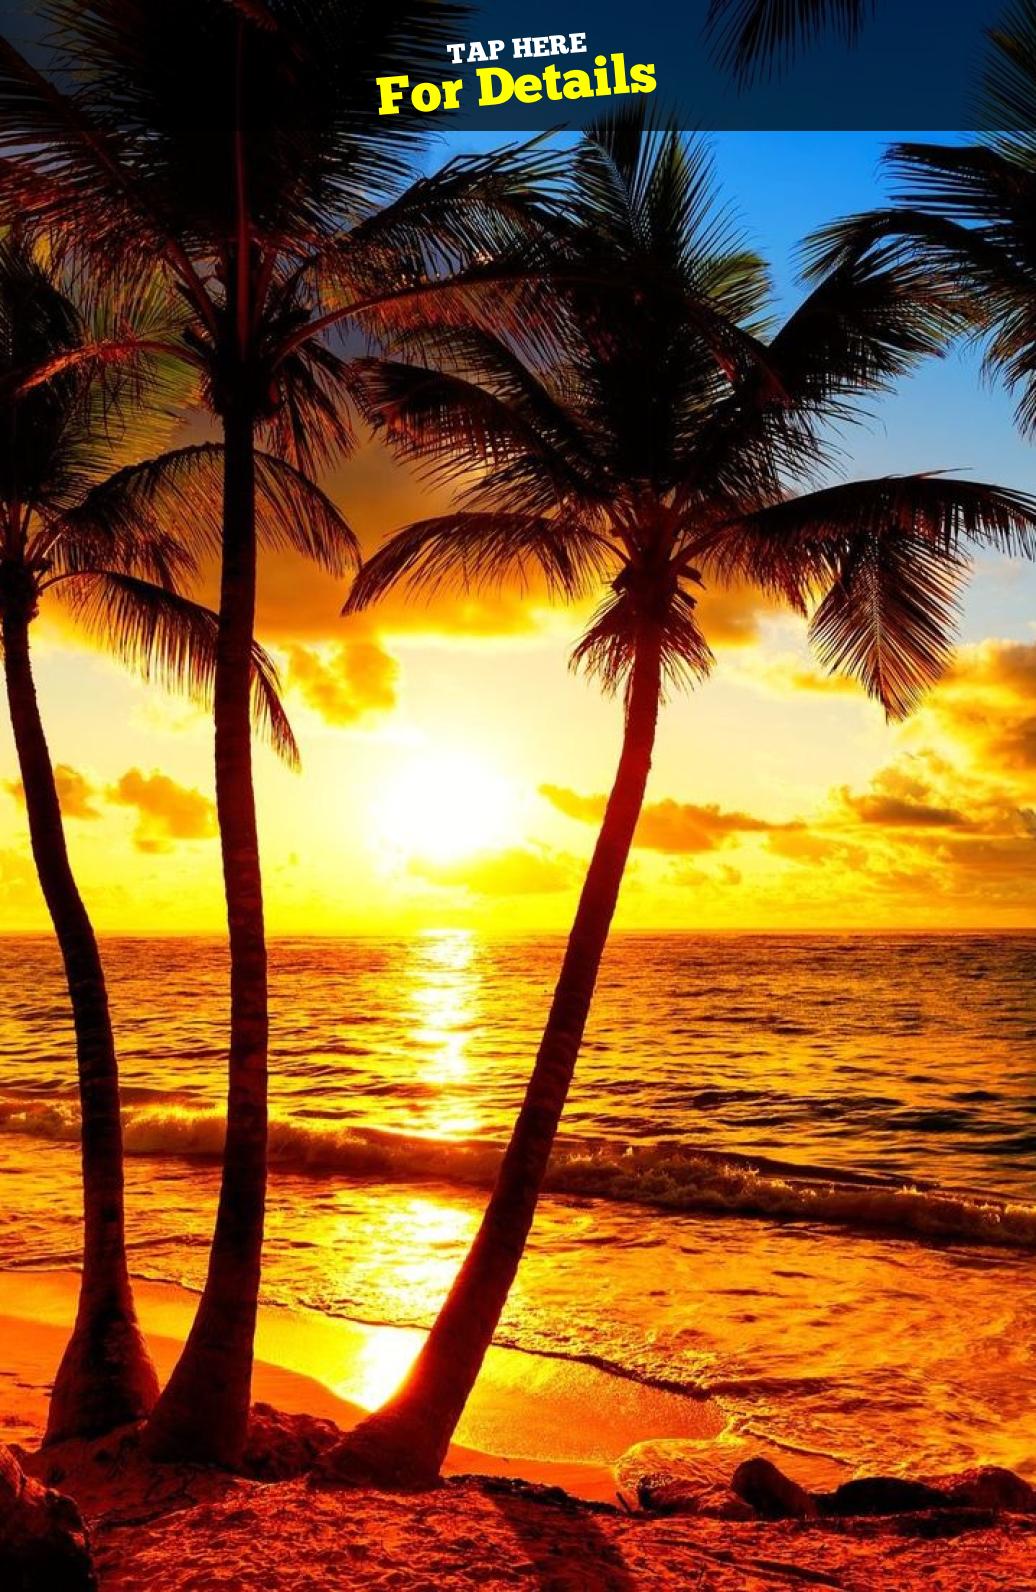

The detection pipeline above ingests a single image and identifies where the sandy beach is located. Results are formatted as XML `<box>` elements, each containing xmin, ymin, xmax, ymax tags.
<box><xmin>0</xmin><ymin>1268</ymin><xmax>727</xmax><ymax>1501</ymax></box>
<box><xmin>4</xmin><ymin>1267</ymin><xmax>1035</xmax><ymax>1590</ymax></box>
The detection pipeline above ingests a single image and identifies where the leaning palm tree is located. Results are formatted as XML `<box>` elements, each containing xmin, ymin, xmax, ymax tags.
<box><xmin>320</xmin><ymin>117</ymin><xmax>1036</xmax><ymax>1487</ymax></box>
<box><xmin>0</xmin><ymin>239</ymin><xmax>308</xmax><ymax>1444</ymax></box>
<box><xmin>0</xmin><ymin>0</ymin><xmax>560</xmax><ymax>1465</ymax></box>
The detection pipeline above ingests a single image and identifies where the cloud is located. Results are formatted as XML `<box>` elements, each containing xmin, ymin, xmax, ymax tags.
<box><xmin>410</xmin><ymin>846</ymin><xmax>578</xmax><ymax>896</ymax></box>
<box><xmin>767</xmin><ymin>830</ymin><xmax>870</xmax><ymax>869</ymax></box>
<box><xmin>669</xmin><ymin>860</ymin><xmax>744</xmax><ymax>888</ymax></box>
<box><xmin>695</xmin><ymin>579</ymin><xmax>788</xmax><ymax>649</ymax></box>
<box><xmin>106</xmin><ymin>770</ymin><xmax>216</xmax><ymax>853</ymax></box>
<box><xmin>541</xmin><ymin>784</ymin><xmax>801</xmax><ymax>854</ymax></box>
<box><xmin>926</xmin><ymin>640</ymin><xmax>1036</xmax><ymax>775</ymax></box>
<box><xmin>727</xmin><ymin>649</ymin><xmax>872</xmax><ymax>705</ymax></box>
<box><xmin>839</xmin><ymin>789</ymin><xmax>968</xmax><ymax>829</ymax></box>
<box><xmin>0</xmin><ymin>846</ymin><xmax>38</xmax><ymax>898</ymax></box>
<box><xmin>5</xmin><ymin>765</ymin><xmax>102</xmax><ymax>820</ymax></box>
<box><xmin>286</xmin><ymin>623</ymin><xmax>399</xmax><ymax>726</ymax></box>
<box><xmin>757</xmin><ymin>738</ymin><xmax>1036</xmax><ymax>912</ymax></box>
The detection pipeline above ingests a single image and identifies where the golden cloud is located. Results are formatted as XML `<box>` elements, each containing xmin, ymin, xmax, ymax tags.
<box><xmin>838</xmin><ymin>769</ymin><xmax>969</xmax><ymax>828</ymax></box>
<box><xmin>285</xmin><ymin>621</ymin><xmax>399</xmax><ymax>726</ymax></box>
<box><xmin>766</xmin><ymin>831</ymin><xmax>871</xmax><ymax>869</ymax></box>
<box><xmin>918</xmin><ymin>640</ymin><xmax>1036</xmax><ymax>777</ymax></box>
<box><xmin>107</xmin><ymin>769</ymin><xmax>216</xmax><ymax>854</ymax></box>
<box><xmin>541</xmin><ymin>784</ymin><xmax>801</xmax><ymax>854</ymax></box>
<box><xmin>669</xmin><ymin>860</ymin><xmax>744</xmax><ymax>888</ymax></box>
<box><xmin>5</xmin><ymin>765</ymin><xmax>102</xmax><ymax>821</ymax></box>
<box><xmin>410</xmin><ymin>846</ymin><xmax>578</xmax><ymax>896</ymax></box>
<box><xmin>695</xmin><ymin>579</ymin><xmax>788</xmax><ymax>650</ymax></box>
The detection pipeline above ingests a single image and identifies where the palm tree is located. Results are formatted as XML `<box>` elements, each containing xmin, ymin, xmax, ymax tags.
<box><xmin>0</xmin><ymin>239</ymin><xmax>303</xmax><ymax>1444</ymax></box>
<box><xmin>0</xmin><ymin>0</ymin><xmax>561</xmax><ymax>1466</ymax></box>
<box><xmin>807</xmin><ymin>2</ymin><xmax>1036</xmax><ymax>446</ymax></box>
<box><xmin>320</xmin><ymin>117</ymin><xmax>1036</xmax><ymax>1487</ymax></box>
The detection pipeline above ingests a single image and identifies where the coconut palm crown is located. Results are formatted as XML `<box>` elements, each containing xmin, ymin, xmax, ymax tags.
<box><xmin>321</xmin><ymin>115</ymin><xmax>1036</xmax><ymax>1488</ymax></box>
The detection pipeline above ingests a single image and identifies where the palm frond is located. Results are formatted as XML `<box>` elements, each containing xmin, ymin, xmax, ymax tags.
<box><xmin>55</xmin><ymin>442</ymin><xmax>358</xmax><ymax>577</ymax></box>
<box><xmin>808</xmin><ymin>531</ymin><xmax>966</xmax><ymax>720</ymax></box>
<box><xmin>346</xmin><ymin>511</ymin><xmax>611</xmax><ymax>613</ymax></box>
<box><xmin>985</xmin><ymin>0</ymin><xmax>1036</xmax><ymax>129</ymax></box>
<box><xmin>770</xmin><ymin>249</ymin><xmax>963</xmax><ymax>405</ymax></box>
<box><xmin>306</xmin><ymin>136</ymin><xmax>569</xmax><ymax>305</ymax></box>
<box><xmin>705</xmin><ymin>0</ymin><xmax>873</xmax><ymax>83</ymax></box>
<box><xmin>679</xmin><ymin>244</ymin><xmax>971</xmax><ymax>511</ymax></box>
<box><xmin>51</xmin><ymin>445</ymin><xmax>224</xmax><ymax>569</ymax></box>
<box><xmin>702</xmin><ymin>473</ymin><xmax>1036</xmax><ymax>715</ymax></box>
<box><xmin>572</xmin><ymin>584</ymin><xmax>714</xmax><ymax>697</ymax></box>
<box><xmin>352</xmin><ymin>340</ymin><xmax>602</xmax><ymax>512</ymax></box>
<box><xmin>262</xmin><ymin>334</ymin><xmax>358</xmax><ymax>479</ymax></box>
<box><xmin>706</xmin><ymin>473</ymin><xmax>1036</xmax><ymax>595</ymax></box>
<box><xmin>254</xmin><ymin>449</ymin><xmax>359</xmax><ymax>575</ymax></box>
<box><xmin>62</xmin><ymin>571</ymin><xmax>299</xmax><ymax>767</ymax></box>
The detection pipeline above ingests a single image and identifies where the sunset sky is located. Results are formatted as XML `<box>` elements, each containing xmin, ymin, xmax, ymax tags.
<box><xmin>3</xmin><ymin>130</ymin><xmax>1036</xmax><ymax>936</ymax></box>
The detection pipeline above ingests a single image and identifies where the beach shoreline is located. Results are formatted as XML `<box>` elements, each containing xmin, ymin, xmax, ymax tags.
<box><xmin>4</xmin><ymin>1269</ymin><xmax>1033</xmax><ymax>1590</ymax></box>
<box><xmin>6</xmin><ymin>1268</ymin><xmax>1036</xmax><ymax>1589</ymax></box>
<box><xmin>11</xmin><ymin>1267</ymin><xmax>789</xmax><ymax>1498</ymax></box>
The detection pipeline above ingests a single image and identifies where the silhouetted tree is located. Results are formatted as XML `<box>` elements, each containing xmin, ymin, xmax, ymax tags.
<box><xmin>0</xmin><ymin>0</ymin><xmax>560</xmax><ymax>1465</ymax></box>
<box><xmin>0</xmin><ymin>240</ymin><xmax>300</xmax><ymax>1443</ymax></box>
<box><xmin>325</xmin><ymin>116</ymin><xmax>1036</xmax><ymax>1486</ymax></box>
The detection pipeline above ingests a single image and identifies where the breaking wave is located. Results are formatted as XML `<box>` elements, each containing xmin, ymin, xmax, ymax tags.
<box><xmin>2</xmin><ymin>1093</ymin><xmax>1034</xmax><ymax>1252</ymax></box>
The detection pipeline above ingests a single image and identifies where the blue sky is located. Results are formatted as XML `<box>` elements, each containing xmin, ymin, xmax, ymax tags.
<box><xmin>710</xmin><ymin>132</ymin><xmax>1036</xmax><ymax>643</ymax></box>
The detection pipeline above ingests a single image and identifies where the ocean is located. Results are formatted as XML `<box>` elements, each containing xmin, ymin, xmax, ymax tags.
<box><xmin>1</xmin><ymin>931</ymin><xmax>1034</xmax><ymax>1480</ymax></box>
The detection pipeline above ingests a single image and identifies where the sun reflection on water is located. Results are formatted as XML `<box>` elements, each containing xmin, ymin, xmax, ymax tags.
<box><xmin>406</xmin><ymin>929</ymin><xmax>482</xmax><ymax>1139</ymax></box>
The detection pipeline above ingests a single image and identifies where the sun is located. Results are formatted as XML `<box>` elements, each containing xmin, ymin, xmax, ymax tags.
<box><xmin>375</xmin><ymin>748</ymin><xmax>518</xmax><ymax>865</ymax></box>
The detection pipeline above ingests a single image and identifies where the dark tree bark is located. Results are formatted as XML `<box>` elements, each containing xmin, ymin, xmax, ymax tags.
<box><xmin>142</xmin><ymin>402</ymin><xmax>269</xmax><ymax>1467</ymax></box>
<box><xmin>0</xmin><ymin>578</ymin><xmax>157</xmax><ymax>1444</ymax></box>
<box><xmin>324</xmin><ymin>630</ymin><xmax>665</xmax><ymax>1488</ymax></box>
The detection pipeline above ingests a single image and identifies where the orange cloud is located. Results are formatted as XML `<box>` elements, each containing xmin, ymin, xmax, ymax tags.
<box><xmin>695</xmin><ymin>579</ymin><xmax>787</xmax><ymax>649</ymax></box>
<box><xmin>767</xmin><ymin>831</ymin><xmax>870</xmax><ymax>869</ymax></box>
<box><xmin>926</xmin><ymin>640</ymin><xmax>1036</xmax><ymax>775</ymax></box>
<box><xmin>839</xmin><ymin>790</ymin><xmax>968</xmax><ymax>829</ymax></box>
<box><xmin>107</xmin><ymin>770</ymin><xmax>216</xmax><ymax>853</ymax></box>
<box><xmin>410</xmin><ymin>846</ymin><xmax>578</xmax><ymax>896</ymax></box>
<box><xmin>286</xmin><ymin>623</ymin><xmax>399</xmax><ymax>726</ymax></box>
<box><xmin>5</xmin><ymin>765</ymin><xmax>101</xmax><ymax>820</ymax></box>
<box><xmin>541</xmin><ymin>784</ymin><xmax>801</xmax><ymax>854</ymax></box>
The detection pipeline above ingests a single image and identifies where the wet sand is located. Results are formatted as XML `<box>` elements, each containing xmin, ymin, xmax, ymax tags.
<box><xmin>4</xmin><ymin>1268</ymin><xmax>1034</xmax><ymax>1590</ymax></box>
<box><xmin>0</xmin><ymin>1268</ymin><xmax>726</xmax><ymax>1502</ymax></box>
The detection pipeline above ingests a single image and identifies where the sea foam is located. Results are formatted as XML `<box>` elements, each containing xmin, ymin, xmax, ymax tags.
<box><xmin>2</xmin><ymin>1093</ymin><xmax>1034</xmax><ymax>1252</ymax></box>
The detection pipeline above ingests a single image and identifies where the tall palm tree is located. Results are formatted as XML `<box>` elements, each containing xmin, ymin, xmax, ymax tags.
<box><xmin>0</xmin><ymin>239</ymin><xmax>305</xmax><ymax>1444</ymax></box>
<box><xmin>320</xmin><ymin>118</ymin><xmax>1036</xmax><ymax>1487</ymax></box>
<box><xmin>0</xmin><ymin>0</ymin><xmax>561</xmax><ymax>1466</ymax></box>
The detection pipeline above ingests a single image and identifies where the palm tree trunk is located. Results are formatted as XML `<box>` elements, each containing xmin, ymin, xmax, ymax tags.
<box><xmin>143</xmin><ymin>401</ymin><xmax>268</xmax><ymax>1467</ymax></box>
<box><xmin>0</xmin><ymin>589</ymin><xmax>158</xmax><ymax>1444</ymax></box>
<box><xmin>324</xmin><ymin>628</ymin><xmax>665</xmax><ymax>1488</ymax></box>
